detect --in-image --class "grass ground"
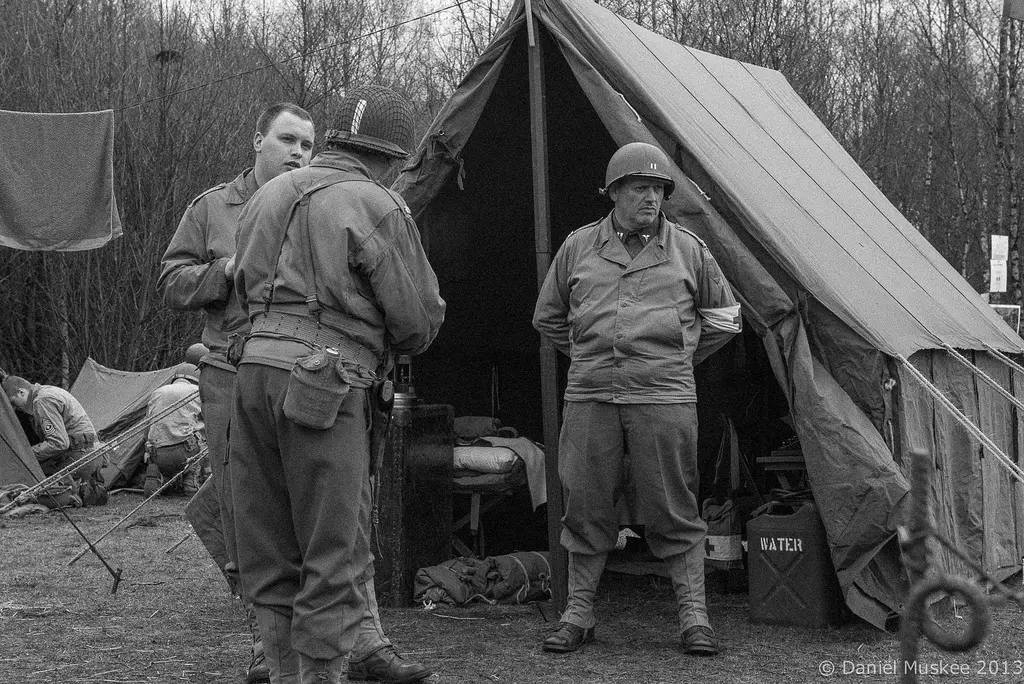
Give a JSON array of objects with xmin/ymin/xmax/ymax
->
[{"xmin": 1, "ymin": 494, "xmax": 1022, "ymax": 684}]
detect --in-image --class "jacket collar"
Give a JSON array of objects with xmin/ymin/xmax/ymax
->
[
  {"xmin": 225, "ymin": 167, "xmax": 258, "ymax": 205},
  {"xmin": 309, "ymin": 151, "xmax": 376, "ymax": 180},
  {"xmin": 595, "ymin": 212, "xmax": 669, "ymax": 273},
  {"xmin": 26, "ymin": 384, "xmax": 40, "ymax": 411}
]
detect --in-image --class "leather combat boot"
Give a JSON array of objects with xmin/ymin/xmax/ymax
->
[
  {"xmin": 246, "ymin": 641, "xmax": 270, "ymax": 683},
  {"xmin": 182, "ymin": 464, "xmax": 200, "ymax": 497},
  {"xmin": 346, "ymin": 646, "xmax": 432, "ymax": 683},
  {"xmin": 245, "ymin": 603, "xmax": 270, "ymax": 683},
  {"xmin": 142, "ymin": 463, "xmax": 163, "ymax": 498}
]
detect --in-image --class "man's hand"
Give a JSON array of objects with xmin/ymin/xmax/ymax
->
[{"xmin": 224, "ymin": 255, "xmax": 237, "ymax": 280}]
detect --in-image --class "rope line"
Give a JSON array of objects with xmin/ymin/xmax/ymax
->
[
  {"xmin": 897, "ymin": 355, "xmax": 1024, "ymax": 485},
  {"xmin": 984, "ymin": 343, "xmax": 1024, "ymax": 377},
  {"xmin": 940, "ymin": 343, "xmax": 1024, "ymax": 414},
  {"xmin": 118, "ymin": 1, "xmax": 473, "ymax": 113}
]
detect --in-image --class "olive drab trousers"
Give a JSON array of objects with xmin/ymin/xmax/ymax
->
[
  {"xmin": 198, "ymin": 364, "xmax": 239, "ymax": 568},
  {"xmin": 230, "ymin": 363, "xmax": 373, "ymax": 660},
  {"xmin": 558, "ymin": 401, "xmax": 710, "ymax": 632}
]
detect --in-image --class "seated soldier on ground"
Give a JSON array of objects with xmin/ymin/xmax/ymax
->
[
  {"xmin": 2, "ymin": 374, "xmax": 104, "ymax": 503},
  {"xmin": 143, "ymin": 364, "xmax": 204, "ymax": 498}
]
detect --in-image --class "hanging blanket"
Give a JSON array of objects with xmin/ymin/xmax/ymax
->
[
  {"xmin": 0, "ymin": 109, "xmax": 122, "ymax": 251},
  {"xmin": 414, "ymin": 551, "xmax": 551, "ymax": 605},
  {"xmin": 478, "ymin": 436, "xmax": 546, "ymax": 509}
]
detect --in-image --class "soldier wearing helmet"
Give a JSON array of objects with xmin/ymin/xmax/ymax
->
[
  {"xmin": 159, "ymin": 102, "xmax": 315, "ymax": 684},
  {"xmin": 533, "ymin": 141, "xmax": 742, "ymax": 657},
  {"xmin": 142, "ymin": 363, "xmax": 204, "ymax": 498},
  {"xmin": 231, "ymin": 84, "xmax": 444, "ymax": 684}
]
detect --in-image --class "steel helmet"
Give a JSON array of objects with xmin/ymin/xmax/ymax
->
[
  {"xmin": 603, "ymin": 142, "xmax": 675, "ymax": 199},
  {"xmin": 184, "ymin": 342, "xmax": 208, "ymax": 366},
  {"xmin": 325, "ymin": 85, "xmax": 415, "ymax": 159},
  {"xmin": 172, "ymin": 363, "xmax": 200, "ymax": 385}
]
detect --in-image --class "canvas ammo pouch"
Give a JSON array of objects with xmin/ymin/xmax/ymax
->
[{"xmin": 283, "ymin": 347, "xmax": 351, "ymax": 429}]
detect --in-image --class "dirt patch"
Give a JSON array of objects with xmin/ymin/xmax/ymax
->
[{"xmin": 1, "ymin": 494, "xmax": 1021, "ymax": 683}]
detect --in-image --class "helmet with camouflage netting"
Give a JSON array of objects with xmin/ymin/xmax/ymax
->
[{"xmin": 325, "ymin": 85, "xmax": 415, "ymax": 159}]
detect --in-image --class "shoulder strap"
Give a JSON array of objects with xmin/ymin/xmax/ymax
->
[{"xmin": 187, "ymin": 182, "xmax": 227, "ymax": 208}]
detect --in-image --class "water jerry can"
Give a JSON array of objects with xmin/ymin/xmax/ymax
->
[{"xmin": 747, "ymin": 500, "xmax": 845, "ymax": 627}]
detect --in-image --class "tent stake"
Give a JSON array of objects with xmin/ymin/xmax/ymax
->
[
  {"xmin": 0, "ymin": 428, "xmax": 123, "ymax": 592},
  {"xmin": 67, "ymin": 447, "xmax": 208, "ymax": 566},
  {"xmin": 164, "ymin": 531, "xmax": 193, "ymax": 554}
]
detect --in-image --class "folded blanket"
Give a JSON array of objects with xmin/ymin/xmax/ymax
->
[{"xmin": 0, "ymin": 109, "xmax": 122, "ymax": 251}]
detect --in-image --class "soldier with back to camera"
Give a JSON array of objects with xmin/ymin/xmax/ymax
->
[{"xmin": 230, "ymin": 85, "xmax": 444, "ymax": 683}]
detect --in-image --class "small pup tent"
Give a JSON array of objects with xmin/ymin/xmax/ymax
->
[
  {"xmin": 0, "ymin": 391, "xmax": 43, "ymax": 487},
  {"xmin": 394, "ymin": 0, "xmax": 1024, "ymax": 628},
  {"xmin": 70, "ymin": 358, "xmax": 192, "ymax": 488}
]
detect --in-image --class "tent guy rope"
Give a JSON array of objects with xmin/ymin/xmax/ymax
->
[
  {"xmin": 940, "ymin": 342, "xmax": 1024, "ymax": 413},
  {"xmin": 896, "ymin": 354, "xmax": 1024, "ymax": 485},
  {"xmin": 984, "ymin": 342, "xmax": 1024, "ymax": 376}
]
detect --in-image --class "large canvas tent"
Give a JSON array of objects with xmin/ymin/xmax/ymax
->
[{"xmin": 394, "ymin": 0, "xmax": 1024, "ymax": 628}]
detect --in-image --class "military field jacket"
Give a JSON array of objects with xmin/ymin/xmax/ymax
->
[
  {"xmin": 158, "ymin": 170, "xmax": 258, "ymax": 364},
  {"xmin": 533, "ymin": 213, "xmax": 741, "ymax": 403},
  {"xmin": 146, "ymin": 381, "xmax": 203, "ymax": 447},
  {"xmin": 28, "ymin": 384, "xmax": 96, "ymax": 460},
  {"xmin": 234, "ymin": 152, "xmax": 445, "ymax": 366}
]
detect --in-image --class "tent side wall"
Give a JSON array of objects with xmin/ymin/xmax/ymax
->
[
  {"xmin": 0, "ymin": 391, "xmax": 43, "ymax": 487},
  {"xmin": 897, "ymin": 351, "xmax": 1024, "ymax": 582}
]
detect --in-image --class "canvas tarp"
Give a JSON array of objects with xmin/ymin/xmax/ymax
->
[
  {"xmin": 69, "ymin": 358, "xmax": 190, "ymax": 488},
  {"xmin": 0, "ymin": 109, "xmax": 122, "ymax": 251},
  {"xmin": 393, "ymin": 0, "xmax": 1024, "ymax": 629}
]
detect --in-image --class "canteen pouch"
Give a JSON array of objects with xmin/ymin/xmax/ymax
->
[{"xmin": 283, "ymin": 348, "xmax": 350, "ymax": 429}]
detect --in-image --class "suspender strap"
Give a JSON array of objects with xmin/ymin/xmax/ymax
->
[{"xmin": 261, "ymin": 172, "xmax": 356, "ymax": 314}]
